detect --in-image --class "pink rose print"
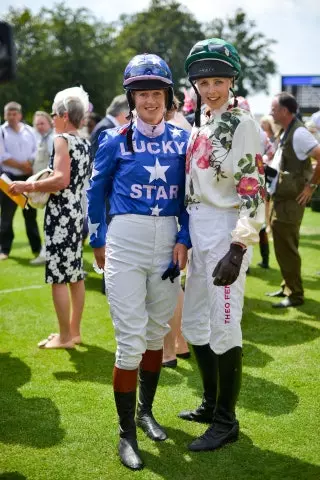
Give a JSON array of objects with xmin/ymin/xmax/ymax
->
[
  {"xmin": 255, "ymin": 153, "xmax": 264, "ymax": 175},
  {"xmin": 197, "ymin": 157, "xmax": 210, "ymax": 169},
  {"xmin": 237, "ymin": 177, "xmax": 260, "ymax": 197},
  {"xmin": 191, "ymin": 135, "xmax": 213, "ymax": 170}
]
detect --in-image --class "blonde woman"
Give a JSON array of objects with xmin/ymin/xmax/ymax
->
[{"xmin": 181, "ymin": 38, "xmax": 265, "ymax": 452}]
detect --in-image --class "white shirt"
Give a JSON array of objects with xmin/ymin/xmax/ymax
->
[
  {"xmin": 0, "ymin": 122, "xmax": 37, "ymax": 175},
  {"xmin": 292, "ymin": 127, "xmax": 318, "ymax": 160},
  {"xmin": 310, "ymin": 110, "xmax": 320, "ymax": 129},
  {"xmin": 268, "ymin": 123, "xmax": 318, "ymax": 195}
]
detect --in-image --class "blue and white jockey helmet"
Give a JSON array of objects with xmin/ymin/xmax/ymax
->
[{"xmin": 123, "ymin": 53, "xmax": 173, "ymax": 91}]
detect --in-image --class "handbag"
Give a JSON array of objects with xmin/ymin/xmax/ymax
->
[{"xmin": 26, "ymin": 167, "xmax": 54, "ymax": 209}]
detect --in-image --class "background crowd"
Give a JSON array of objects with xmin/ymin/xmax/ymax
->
[
  {"xmin": 0, "ymin": 2, "xmax": 319, "ymax": 478},
  {"xmin": 1, "ymin": 87, "xmax": 320, "ymax": 348}
]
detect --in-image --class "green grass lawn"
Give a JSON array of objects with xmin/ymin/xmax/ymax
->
[{"xmin": 0, "ymin": 208, "xmax": 319, "ymax": 480}]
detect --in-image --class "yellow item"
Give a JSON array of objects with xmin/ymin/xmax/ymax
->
[{"xmin": 0, "ymin": 173, "xmax": 28, "ymax": 209}]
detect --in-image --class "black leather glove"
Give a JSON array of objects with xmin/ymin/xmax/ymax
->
[
  {"xmin": 212, "ymin": 243, "xmax": 246, "ymax": 286},
  {"xmin": 162, "ymin": 261, "xmax": 180, "ymax": 283}
]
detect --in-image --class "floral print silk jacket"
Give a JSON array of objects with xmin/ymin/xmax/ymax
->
[{"xmin": 185, "ymin": 99, "xmax": 265, "ymax": 246}]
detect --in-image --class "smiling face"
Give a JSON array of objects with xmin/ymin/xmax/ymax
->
[
  {"xmin": 196, "ymin": 77, "xmax": 232, "ymax": 111},
  {"xmin": 133, "ymin": 89, "xmax": 166, "ymax": 125}
]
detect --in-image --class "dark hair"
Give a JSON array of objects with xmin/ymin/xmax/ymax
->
[
  {"xmin": 276, "ymin": 92, "xmax": 298, "ymax": 114},
  {"xmin": 88, "ymin": 112, "xmax": 102, "ymax": 124}
]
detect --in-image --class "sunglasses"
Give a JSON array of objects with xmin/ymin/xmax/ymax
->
[{"xmin": 50, "ymin": 112, "xmax": 58, "ymax": 118}]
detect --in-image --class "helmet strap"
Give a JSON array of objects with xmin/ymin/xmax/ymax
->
[
  {"xmin": 230, "ymin": 87, "xmax": 238, "ymax": 108},
  {"xmin": 167, "ymin": 87, "xmax": 174, "ymax": 110},
  {"xmin": 126, "ymin": 115, "xmax": 134, "ymax": 153},
  {"xmin": 190, "ymin": 80, "xmax": 202, "ymax": 127},
  {"xmin": 125, "ymin": 91, "xmax": 135, "ymax": 153},
  {"xmin": 126, "ymin": 90, "xmax": 135, "ymax": 112}
]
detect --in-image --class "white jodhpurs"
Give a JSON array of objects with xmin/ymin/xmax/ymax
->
[
  {"xmin": 182, "ymin": 204, "xmax": 251, "ymax": 355},
  {"xmin": 106, "ymin": 214, "xmax": 180, "ymax": 370}
]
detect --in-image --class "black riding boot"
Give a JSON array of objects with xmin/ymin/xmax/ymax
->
[
  {"xmin": 188, "ymin": 346, "xmax": 242, "ymax": 451},
  {"xmin": 114, "ymin": 390, "xmax": 144, "ymax": 470},
  {"xmin": 179, "ymin": 344, "xmax": 218, "ymax": 424},
  {"xmin": 113, "ymin": 366, "xmax": 143, "ymax": 470},
  {"xmin": 136, "ymin": 368, "xmax": 167, "ymax": 441},
  {"xmin": 136, "ymin": 349, "xmax": 167, "ymax": 441}
]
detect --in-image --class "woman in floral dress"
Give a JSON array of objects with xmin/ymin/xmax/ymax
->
[
  {"xmin": 179, "ymin": 39, "xmax": 265, "ymax": 451},
  {"xmin": 10, "ymin": 87, "xmax": 91, "ymax": 349}
]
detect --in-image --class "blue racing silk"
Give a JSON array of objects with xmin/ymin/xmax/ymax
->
[{"xmin": 87, "ymin": 120, "xmax": 191, "ymax": 249}]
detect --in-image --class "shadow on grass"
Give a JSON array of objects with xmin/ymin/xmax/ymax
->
[
  {"xmin": 243, "ymin": 343, "xmax": 274, "ymax": 368},
  {"xmin": 0, "ymin": 474, "xmax": 27, "ymax": 480},
  {"xmin": 140, "ymin": 429, "xmax": 320, "ymax": 480},
  {"xmin": 240, "ymin": 373, "xmax": 298, "ymax": 416},
  {"xmin": 54, "ymin": 344, "xmax": 188, "ymax": 387},
  {"xmin": 299, "ymin": 240, "xmax": 320, "ymax": 250},
  {"xmin": 299, "ymin": 232, "xmax": 320, "ymax": 250},
  {"xmin": 8, "ymin": 256, "xmax": 35, "ymax": 267},
  {"xmin": 165, "ymin": 350, "xmax": 298, "ymax": 417},
  {"xmin": 83, "ymin": 274, "xmax": 105, "ymax": 293},
  {"xmin": 160, "ymin": 363, "xmax": 190, "ymax": 387},
  {"xmin": 248, "ymin": 265, "xmax": 320, "ymax": 294},
  {"xmin": 54, "ymin": 344, "xmax": 115, "ymax": 384},
  {"xmin": 243, "ymin": 309, "xmax": 320, "ymax": 346},
  {"xmin": 7, "ymin": 240, "xmax": 34, "ymax": 250},
  {"xmin": 0, "ymin": 353, "xmax": 64, "ymax": 448}
]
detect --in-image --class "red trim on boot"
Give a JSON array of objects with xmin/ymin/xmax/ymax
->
[
  {"xmin": 113, "ymin": 366, "xmax": 138, "ymax": 393},
  {"xmin": 140, "ymin": 349, "xmax": 163, "ymax": 372}
]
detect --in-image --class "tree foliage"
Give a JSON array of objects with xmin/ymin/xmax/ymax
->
[
  {"xmin": 117, "ymin": 0, "xmax": 202, "ymax": 90},
  {"xmin": 0, "ymin": 4, "xmax": 133, "ymax": 121},
  {"xmin": 0, "ymin": 2, "xmax": 277, "ymax": 120},
  {"xmin": 205, "ymin": 9, "xmax": 277, "ymax": 97}
]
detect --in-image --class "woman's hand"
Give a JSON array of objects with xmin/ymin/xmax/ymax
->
[
  {"xmin": 9, "ymin": 181, "xmax": 28, "ymax": 195},
  {"xmin": 173, "ymin": 243, "xmax": 188, "ymax": 270},
  {"xmin": 93, "ymin": 246, "xmax": 106, "ymax": 270}
]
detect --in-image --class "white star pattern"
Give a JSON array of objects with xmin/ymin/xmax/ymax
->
[
  {"xmin": 91, "ymin": 167, "xmax": 99, "ymax": 178},
  {"xmin": 88, "ymin": 218, "xmax": 100, "ymax": 237},
  {"xmin": 131, "ymin": 56, "xmax": 143, "ymax": 66},
  {"xmin": 150, "ymin": 204, "xmax": 163, "ymax": 216},
  {"xmin": 144, "ymin": 158, "xmax": 170, "ymax": 183},
  {"xmin": 171, "ymin": 127, "xmax": 182, "ymax": 138},
  {"xmin": 150, "ymin": 57, "xmax": 161, "ymax": 65}
]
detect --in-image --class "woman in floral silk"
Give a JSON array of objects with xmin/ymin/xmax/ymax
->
[{"xmin": 179, "ymin": 38, "xmax": 265, "ymax": 452}]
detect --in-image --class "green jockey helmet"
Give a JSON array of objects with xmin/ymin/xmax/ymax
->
[{"xmin": 185, "ymin": 38, "xmax": 241, "ymax": 80}]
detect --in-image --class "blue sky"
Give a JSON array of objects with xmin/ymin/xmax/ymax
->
[{"xmin": 1, "ymin": 0, "xmax": 320, "ymax": 114}]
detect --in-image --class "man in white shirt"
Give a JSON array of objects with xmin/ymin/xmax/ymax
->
[
  {"xmin": 0, "ymin": 102, "xmax": 42, "ymax": 260},
  {"xmin": 267, "ymin": 92, "xmax": 320, "ymax": 307}
]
